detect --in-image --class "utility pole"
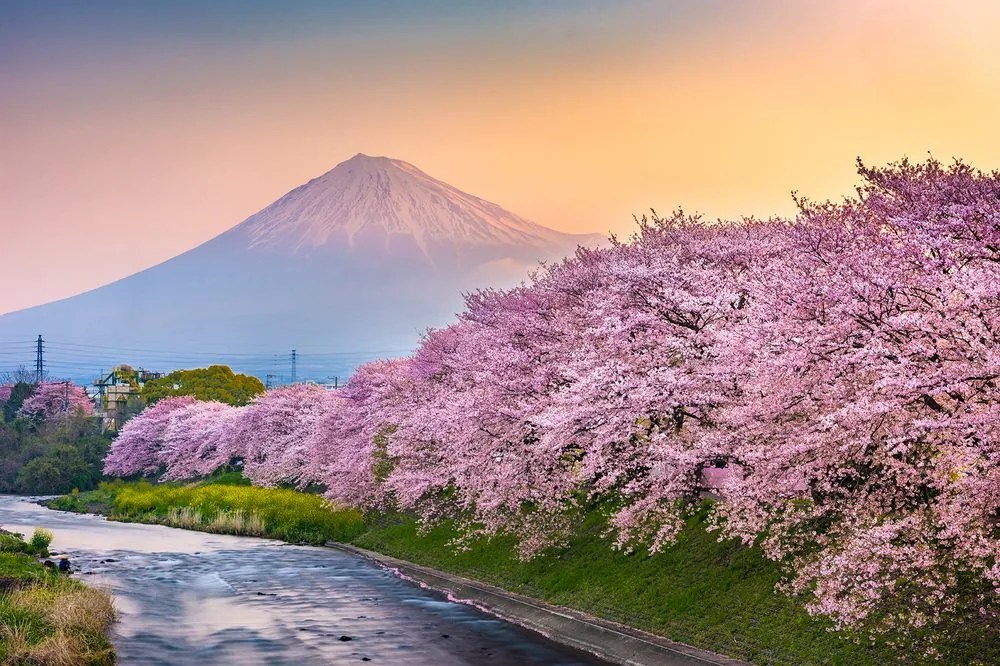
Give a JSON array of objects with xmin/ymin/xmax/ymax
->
[
  {"xmin": 97, "ymin": 369, "xmax": 106, "ymax": 432},
  {"xmin": 290, "ymin": 349, "xmax": 297, "ymax": 384},
  {"xmin": 34, "ymin": 335, "xmax": 44, "ymax": 383}
]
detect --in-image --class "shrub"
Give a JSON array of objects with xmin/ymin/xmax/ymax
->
[{"xmin": 28, "ymin": 529, "xmax": 53, "ymax": 555}]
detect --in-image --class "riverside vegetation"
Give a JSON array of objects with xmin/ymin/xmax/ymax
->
[
  {"xmin": 53, "ymin": 475, "xmax": 364, "ymax": 545},
  {"xmin": 51, "ymin": 476, "xmax": 997, "ymax": 665},
  {"xmin": 0, "ymin": 381, "xmax": 109, "ymax": 495},
  {"xmin": 0, "ymin": 365, "xmax": 268, "ymax": 495},
  {"xmin": 0, "ymin": 527, "xmax": 115, "ymax": 665}
]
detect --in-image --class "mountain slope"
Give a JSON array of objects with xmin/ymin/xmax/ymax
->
[
  {"xmin": 234, "ymin": 154, "xmax": 579, "ymax": 255},
  {"xmin": 0, "ymin": 155, "xmax": 603, "ymax": 381}
]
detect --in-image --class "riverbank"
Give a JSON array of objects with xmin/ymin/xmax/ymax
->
[
  {"xmin": 48, "ymin": 479, "xmax": 996, "ymax": 665},
  {"xmin": 0, "ymin": 527, "xmax": 115, "ymax": 665},
  {"xmin": 51, "ymin": 478, "xmax": 365, "ymax": 544}
]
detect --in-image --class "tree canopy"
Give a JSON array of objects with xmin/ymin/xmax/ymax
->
[
  {"xmin": 17, "ymin": 381, "xmax": 95, "ymax": 420},
  {"xmin": 141, "ymin": 365, "xmax": 265, "ymax": 407}
]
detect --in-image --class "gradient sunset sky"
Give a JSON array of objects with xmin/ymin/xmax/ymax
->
[{"xmin": 3, "ymin": 0, "xmax": 1000, "ymax": 313}]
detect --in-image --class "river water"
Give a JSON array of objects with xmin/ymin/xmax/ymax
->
[{"xmin": 0, "ymin": 496, "xmax": 608, "ymax": 665}]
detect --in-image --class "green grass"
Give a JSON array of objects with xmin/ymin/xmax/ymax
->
[
  {"xmin": 49, "ymin": 482, "xmax": 120, "ymax": 515},
  {"xmin": 0, "ymin": 552, "xmax": 53, "ymax": 583},
  {"xmin": 53, "ymin": 477, "xmax": 365, "ymax": 544},
  {"xmin": 355, "ymin": 509, "xmax": 886, "ymax": 666},
  {"xmin": 0, "ymin": 530, "xmax": 115, "ymax": 665},
  {"xmin": 53, "ymin": 481, "xmax": 997, "ymax": 665}
]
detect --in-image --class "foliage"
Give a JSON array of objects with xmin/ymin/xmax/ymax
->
[
  {"xmin": 141, "ymin": 365, "xmax": 264, "ymax": 406},
  {"xmin": 0, "ymin": 531, "xmax": 23, "ymax": 553},
  {"xmin": 103, "ymin": 386, "xmax": 338, "ymax": 488},
  {"xmin": 204, "ymin": 470, "xmax": 252, "ymax": 486},
  {"xmin": 28, "ymin": 529, "xmax": 53, "ymax": 556},
  {"xmin": 101, "ymin": 396, "xmax": 198, "ymax": 478},
  {"xmin": 100, "ymin": 159, "xmax": 1000, "ymax": 651},
  {"xmin": 0, "ymin": 415, "xmax": 111, "ymax": 495},
  {"xmin": 0, "ymin": 528, "xmax": 52, "ymax": 558},
  {"xmin": 76, "ymin": 478, "xmax": 364, "ymax": 544},
  {"xmin": 16, "ymin": 446, "xmax": 101, "ymax": 495},
  {"xmin": 48, "ymin": 481, "xmax": 122, "ymax": 515},
  {"xmin": 233, "ymin": 384, "xmax": 337, "ymax": 487},
  {"xmin": 0, "ymin": 380, "xmax": 103, "ymax": 493}
]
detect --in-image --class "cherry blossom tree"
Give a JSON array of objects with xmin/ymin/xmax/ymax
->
[
  {"xmin": 159, "ymin": 400, "xmax": 245, "ymax": 481},
  {"xmin": 307, "ymin": 359, "xmax": 420, "ymax": 509},
  {"xmin": 233, "ymin": 384, "xmax": 337, "ymax": 487},
  {"xmin": 104, "ymin": 396, "xmax": 197, "ymax": 476},
  {"xmin": 711, "ymin": 159, "xmax": 1000, "ymax": 642},
  {"xmin": 17, "ymin": 381, "xmax": 95, "ymax": 420}
]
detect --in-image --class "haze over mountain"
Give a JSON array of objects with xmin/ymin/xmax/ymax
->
[{"xmin": 0, "ymin": 155, "xmax": 603, "ymax": 382}]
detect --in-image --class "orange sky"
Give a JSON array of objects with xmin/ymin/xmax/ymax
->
[{"xmin": 3, "ymin": 0, "xmax": 1000, "ymax": 313}]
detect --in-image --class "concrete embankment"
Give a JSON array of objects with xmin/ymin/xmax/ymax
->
[{"xmin": 329, "ymin": 542, "xmax": 748, "ymax": 666}]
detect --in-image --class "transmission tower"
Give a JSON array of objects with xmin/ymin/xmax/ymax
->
[
  {"xmin": 290, "ymin": 349, "xmax": 297, "ymax": 384},
  {"xmin": 34, "ymin": 335, "xmax": 45, "ymax": 382}
]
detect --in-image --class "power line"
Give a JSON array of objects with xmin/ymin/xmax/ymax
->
[
  {"xmin": 1, "ymin": 335, "xmax": 411, "ymax": 386},
  {"xmin": 45, "ymin": 339, "xmax": 411, "ymax": 356}
]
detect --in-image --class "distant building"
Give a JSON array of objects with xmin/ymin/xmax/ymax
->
[
  {"xmin": 93, "ymin": 365, "xmax": 162, "ymax": 431},
  {"xmin": 304, "ymin": 377, "xmax": 343, "ymax": 391}
]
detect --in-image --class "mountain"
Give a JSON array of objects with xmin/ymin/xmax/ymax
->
[
  {"xmin": 0, "ymin": 155, "xmax": 603, "ymax": 382},
  {"xmin": 235, "ymin": 154, "xmax": 584, "ymax": 261}
]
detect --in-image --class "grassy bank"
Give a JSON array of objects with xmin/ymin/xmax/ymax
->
[
  {"xmin": 0, "ymin": 528, "xmax": 115, "ymax": 665},
  {"xmin": 51, "ymin": 479, "xmax": 995, "ymax": 665},
  {"xmin": 356, "ymin": 511, "xmax": 900, "ymax": 666},
  {"xmin": 51, "ymin": 476, "xmax": 365, "ymax": 545}
]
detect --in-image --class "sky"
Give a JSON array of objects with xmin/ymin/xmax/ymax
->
[{"xmin": 3, "ymin": 0, "xmax": 1000, "ymax": 313}]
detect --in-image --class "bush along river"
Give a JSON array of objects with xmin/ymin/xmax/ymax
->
[{"xmin": 0, "ymin": 495, "xmax": 610, "ymax": 665}]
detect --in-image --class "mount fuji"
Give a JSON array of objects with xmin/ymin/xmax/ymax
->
[{"xmin": 0, "ymin": 155, "xmax": 603, "ymax": 381}]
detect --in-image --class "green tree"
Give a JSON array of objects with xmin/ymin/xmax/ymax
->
[
  {"xmin": 15, "ymin": 445, "xmax": 97, "ymax": 494},
  {"xmin": 3, "ymin": 382, "xmax": 36, "ymax": 422},
  {"xmin": 141, "ymin": 365, "xmax": 265, "ymax": 407},
  {"xmin": 0, "ymin": 414, "xmax": 111, "ymax": 494}
]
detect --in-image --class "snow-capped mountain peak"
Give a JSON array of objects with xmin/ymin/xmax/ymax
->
[{"xmin": 231, "ymin": 154, "xmax": 588, "ymax": 256}]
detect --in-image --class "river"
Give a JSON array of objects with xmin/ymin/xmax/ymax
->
[{"xmin": 0, "ymin": 496, "xmax": 609, "ymax": 665}]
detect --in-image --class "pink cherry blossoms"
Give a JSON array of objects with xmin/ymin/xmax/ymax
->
[
  {"xmin": 102, "ymin": 385, "xmax": 338, "ymax": 487},
  {"xmin": 101, "ymin": 158, "xmax": 999, "ymax": 646},
  {"xmin": 103, "ymin": 396, "xmax": 200, "ymax": 477},
  {"xmin": 17, "ymin": 381, "xmax": 95, "ymax": 420},
  {"xmin": 234, "ymin": 383, "xmax": 338, "ymax": 488}
]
